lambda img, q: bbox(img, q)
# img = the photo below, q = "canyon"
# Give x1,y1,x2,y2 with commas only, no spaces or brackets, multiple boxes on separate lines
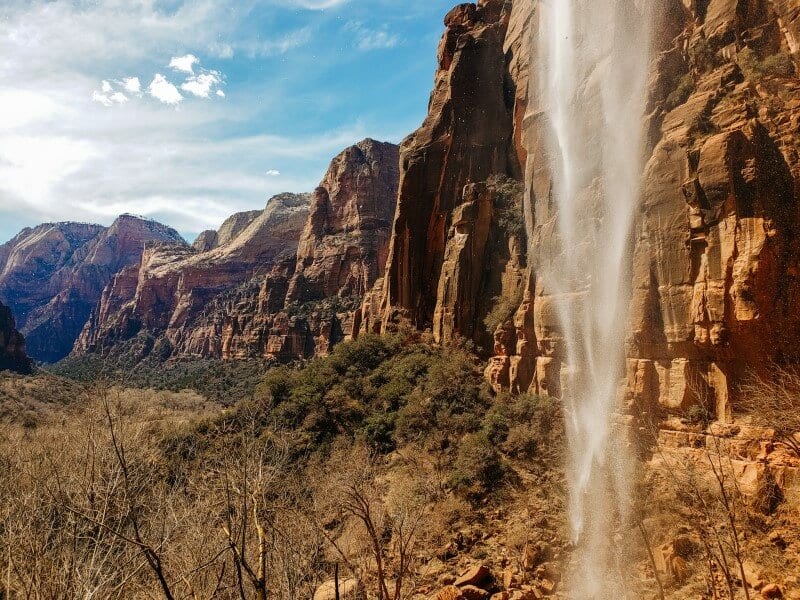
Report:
73,138,400,363
2,0,797,425
0,216,184,363
0,0,799,597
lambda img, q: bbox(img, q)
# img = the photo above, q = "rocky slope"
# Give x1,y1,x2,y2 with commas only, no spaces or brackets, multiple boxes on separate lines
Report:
75,193,311,358
364,0,800,424
0,302,32,374
74,139,400,363
0,217,185,362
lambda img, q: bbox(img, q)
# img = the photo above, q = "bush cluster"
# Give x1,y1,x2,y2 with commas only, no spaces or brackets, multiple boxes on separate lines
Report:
738,47,795,80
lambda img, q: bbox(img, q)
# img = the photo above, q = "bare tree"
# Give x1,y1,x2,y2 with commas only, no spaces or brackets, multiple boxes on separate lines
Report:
738,367,800,458
312,444,424,600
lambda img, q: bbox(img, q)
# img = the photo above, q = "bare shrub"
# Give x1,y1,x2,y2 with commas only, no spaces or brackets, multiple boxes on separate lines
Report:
738,367,800,458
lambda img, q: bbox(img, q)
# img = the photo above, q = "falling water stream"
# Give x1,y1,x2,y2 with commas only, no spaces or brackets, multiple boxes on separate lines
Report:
533,0,653,596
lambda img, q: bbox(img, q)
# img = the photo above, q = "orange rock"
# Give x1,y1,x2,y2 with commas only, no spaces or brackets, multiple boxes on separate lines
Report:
762,584,783,599
455,565,493,590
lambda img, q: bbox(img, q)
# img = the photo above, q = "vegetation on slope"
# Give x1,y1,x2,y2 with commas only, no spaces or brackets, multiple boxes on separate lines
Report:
0,333,566,600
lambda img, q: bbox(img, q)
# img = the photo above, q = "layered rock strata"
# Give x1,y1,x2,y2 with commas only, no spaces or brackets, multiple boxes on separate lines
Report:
212,139,400,360
361,0,524,356
366,0,800,423
75,193,310,358
77,137,400,363
0,217,184,362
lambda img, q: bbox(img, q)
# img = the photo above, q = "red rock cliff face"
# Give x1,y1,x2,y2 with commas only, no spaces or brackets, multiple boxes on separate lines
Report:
76,139,400,363
287,139,399,304
202,139,401,361
0,217,184,362
74,194,310,358
0,302,32,374
374,0,522,335
369,0,800,422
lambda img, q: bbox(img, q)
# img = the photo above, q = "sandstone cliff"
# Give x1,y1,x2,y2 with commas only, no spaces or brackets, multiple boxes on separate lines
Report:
75,139,400,363
365,0,800,423
0,217,185,362
0,302,32,374
75,193,311,358
213,139,401,361
373,0,522,340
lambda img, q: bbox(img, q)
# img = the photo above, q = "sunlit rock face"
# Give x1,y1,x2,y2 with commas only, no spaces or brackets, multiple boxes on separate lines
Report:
74,193,311,358
0,217,184,362
359,0,530,362
0,302,32,374
287,139,400,305
217,138,401,361
489,0,800,423
76,139,400,363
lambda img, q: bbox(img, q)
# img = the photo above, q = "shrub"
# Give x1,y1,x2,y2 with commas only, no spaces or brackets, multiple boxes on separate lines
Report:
449,432,510,499
688,37,717,72
665,73,694,111
503,424,538,459
738,47,795,80
484,286,523,334
488,175,525,240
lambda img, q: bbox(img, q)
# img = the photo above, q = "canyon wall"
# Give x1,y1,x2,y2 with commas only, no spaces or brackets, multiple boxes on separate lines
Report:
75,193,311,358
0,217,185,362
366,0,800,422
0,302,32,374
75,139,400,362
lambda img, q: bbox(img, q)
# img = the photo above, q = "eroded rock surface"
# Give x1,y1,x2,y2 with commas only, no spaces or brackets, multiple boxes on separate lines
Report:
75,194,310,358
0,217,184,362
359,0,528,362
366,0,800,423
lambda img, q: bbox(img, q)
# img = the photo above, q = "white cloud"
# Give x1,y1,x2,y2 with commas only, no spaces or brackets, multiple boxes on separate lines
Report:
92,89,128,107
169,54,199,74
122,77,141,94
101,80,113,93
148,74,183,105
266,169,280,176
181,71,222,98
345,22,401,51
216,89,226,98
239,28,312,57
0,135,97,205
209,42,234,59
293,0,350,8
0,91,60,130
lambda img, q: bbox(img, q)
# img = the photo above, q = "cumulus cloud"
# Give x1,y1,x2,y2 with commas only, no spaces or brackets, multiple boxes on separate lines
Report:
181,71,222,98
122,77,141,94
169,54,199,74
148,74,183,105
266,169,280,176
216,89,226,98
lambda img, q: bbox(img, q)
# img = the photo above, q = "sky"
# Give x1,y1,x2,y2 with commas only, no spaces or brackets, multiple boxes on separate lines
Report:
0,0,454,243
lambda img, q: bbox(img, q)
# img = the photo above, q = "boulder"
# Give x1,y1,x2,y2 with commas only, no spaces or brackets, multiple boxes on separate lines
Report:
455,565,494,589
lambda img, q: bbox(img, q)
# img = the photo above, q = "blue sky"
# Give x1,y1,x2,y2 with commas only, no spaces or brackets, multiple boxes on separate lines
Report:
0,0,454,243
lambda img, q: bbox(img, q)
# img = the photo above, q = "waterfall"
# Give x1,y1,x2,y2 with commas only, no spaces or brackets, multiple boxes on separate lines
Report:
532,0,653,596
